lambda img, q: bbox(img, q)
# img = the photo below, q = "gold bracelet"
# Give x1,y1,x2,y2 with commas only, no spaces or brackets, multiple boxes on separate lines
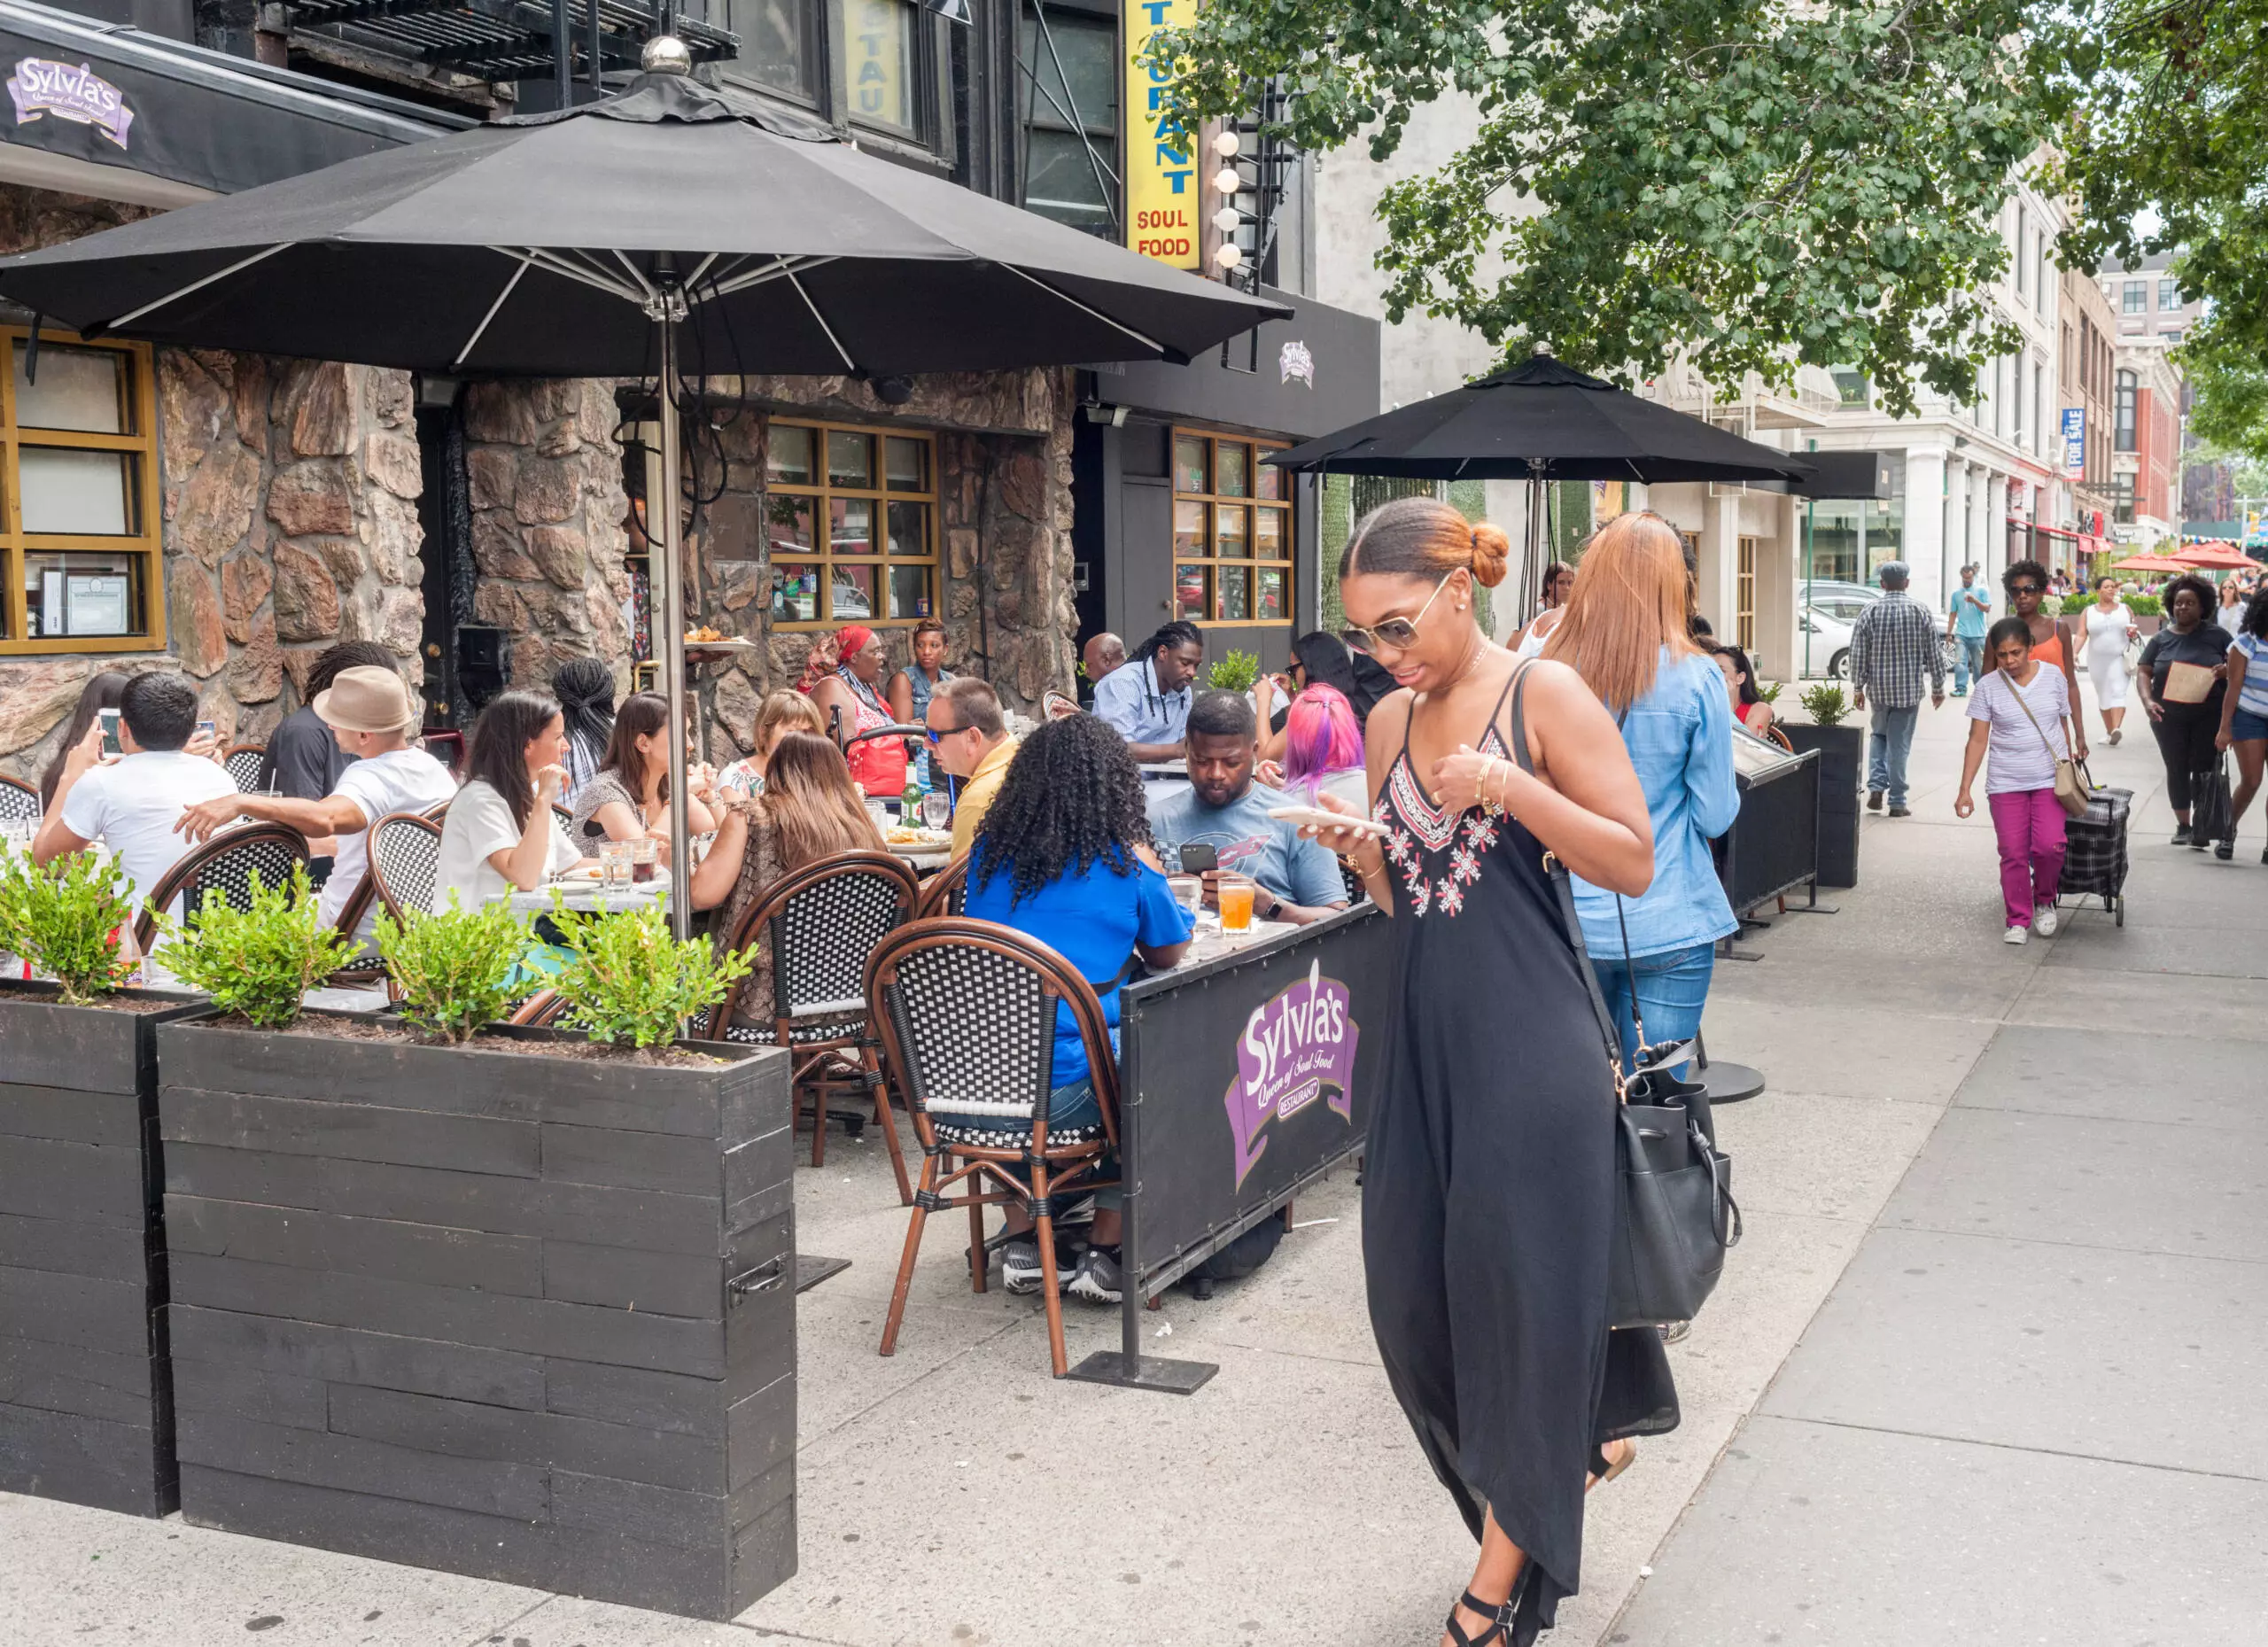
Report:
1495,758,1517,817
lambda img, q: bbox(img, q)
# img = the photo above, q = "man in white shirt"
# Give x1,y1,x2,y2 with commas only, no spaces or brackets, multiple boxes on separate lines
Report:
175,665,454,949
35,672,237,932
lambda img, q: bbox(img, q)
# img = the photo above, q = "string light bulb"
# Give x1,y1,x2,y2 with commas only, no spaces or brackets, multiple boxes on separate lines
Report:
1213,130,1241,158
1212,167,1240,196
1212,205,1240,232
1213,243,1243,270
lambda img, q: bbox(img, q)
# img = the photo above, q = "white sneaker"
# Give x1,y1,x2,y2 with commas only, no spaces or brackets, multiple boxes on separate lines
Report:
2032,903,2059,937
2003,925,2030,945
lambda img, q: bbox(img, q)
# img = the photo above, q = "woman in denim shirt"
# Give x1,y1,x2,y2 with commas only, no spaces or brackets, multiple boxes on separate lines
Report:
1545,513,1738,1072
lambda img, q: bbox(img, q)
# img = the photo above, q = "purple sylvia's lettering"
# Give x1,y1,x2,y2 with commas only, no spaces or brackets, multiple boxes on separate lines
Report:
8,59,134,150
1223,959,1357,1189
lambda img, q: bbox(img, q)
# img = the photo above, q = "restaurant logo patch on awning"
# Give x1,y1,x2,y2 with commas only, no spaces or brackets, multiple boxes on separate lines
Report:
8,58,134,150
1223,959,1357,1189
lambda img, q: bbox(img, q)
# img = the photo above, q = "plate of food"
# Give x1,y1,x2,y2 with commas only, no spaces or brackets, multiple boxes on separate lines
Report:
884,826,953,849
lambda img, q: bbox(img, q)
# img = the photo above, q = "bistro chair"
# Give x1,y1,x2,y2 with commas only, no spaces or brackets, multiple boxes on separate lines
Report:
703,849,919,1203
131,823,309,955
1041,689,1080,720
0,773,40,825
913,853,969,921
509,989,573,1028
420,797,451,822
352,812,447,999
221,744,268,794
866,918,1122,1379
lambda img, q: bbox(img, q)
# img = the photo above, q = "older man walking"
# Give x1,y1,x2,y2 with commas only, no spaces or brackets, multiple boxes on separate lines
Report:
1850,561,1946,817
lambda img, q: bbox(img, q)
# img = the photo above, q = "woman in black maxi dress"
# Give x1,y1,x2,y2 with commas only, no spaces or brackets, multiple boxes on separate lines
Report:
1308,497,1676,1647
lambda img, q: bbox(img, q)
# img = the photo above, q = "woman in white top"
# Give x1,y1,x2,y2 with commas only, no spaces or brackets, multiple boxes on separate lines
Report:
1955,618,2076,945
2078,575,2138,746
1513,560,1576,658
436,689,585,910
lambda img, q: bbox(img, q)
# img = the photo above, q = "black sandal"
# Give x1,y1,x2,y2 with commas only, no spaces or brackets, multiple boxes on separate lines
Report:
1444,1589,1511,1647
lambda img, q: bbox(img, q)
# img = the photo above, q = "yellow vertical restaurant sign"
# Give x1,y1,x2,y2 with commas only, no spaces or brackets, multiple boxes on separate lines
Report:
845,0,909,134
1124,0,1198,269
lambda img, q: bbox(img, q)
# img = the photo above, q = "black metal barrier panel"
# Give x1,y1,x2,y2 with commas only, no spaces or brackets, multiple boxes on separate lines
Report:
1067,904,1393,1393
1723,747,1823,916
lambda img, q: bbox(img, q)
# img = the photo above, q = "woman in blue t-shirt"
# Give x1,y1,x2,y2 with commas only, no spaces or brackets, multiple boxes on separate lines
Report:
2217,586,2268,861
962,713,1192,1305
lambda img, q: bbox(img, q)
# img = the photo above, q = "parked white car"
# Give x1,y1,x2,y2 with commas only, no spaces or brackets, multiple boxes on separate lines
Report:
1798,605,1854,680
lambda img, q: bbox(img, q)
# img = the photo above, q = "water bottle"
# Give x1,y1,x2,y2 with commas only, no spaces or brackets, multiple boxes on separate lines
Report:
914,746,931,790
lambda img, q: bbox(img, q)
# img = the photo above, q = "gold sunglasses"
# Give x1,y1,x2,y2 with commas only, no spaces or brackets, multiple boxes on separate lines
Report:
1340,571,1456,656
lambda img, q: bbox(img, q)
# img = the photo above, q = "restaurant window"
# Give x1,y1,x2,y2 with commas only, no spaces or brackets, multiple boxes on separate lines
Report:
1172,428,1292,625
765,419,937,627
2157,277,2179,311
718,0,821,103
2113,370,2137,453
838,0,921,137
0,330,162,656
2108,474,2134,525
1831,369,1869,407
2122,282,2144,314
1018,2,1119,238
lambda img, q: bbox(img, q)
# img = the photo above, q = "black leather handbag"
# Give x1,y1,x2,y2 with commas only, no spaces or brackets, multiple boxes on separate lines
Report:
1508,669,1741,1330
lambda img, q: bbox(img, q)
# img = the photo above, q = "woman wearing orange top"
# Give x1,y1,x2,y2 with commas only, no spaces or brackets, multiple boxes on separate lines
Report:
800,624,910,798
1998,559,2087,760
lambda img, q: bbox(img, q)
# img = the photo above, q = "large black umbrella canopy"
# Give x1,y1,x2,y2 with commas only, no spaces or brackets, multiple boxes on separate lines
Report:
1268,353,1813,484
0,68,1286,377
0,45,1289,939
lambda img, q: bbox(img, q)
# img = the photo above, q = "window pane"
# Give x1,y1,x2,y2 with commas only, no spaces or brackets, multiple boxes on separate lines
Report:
1022,130,1115,233
830,563,875,621
889,563,932,620
885,436,928,492
1219,564,1252,621
1173,435,1208,494
1255,567,1285,621
25,550,143,638
768,423,814,485
827,428,874,488
20,447,132,535
1173,499,1206,555
1216,444,1248,497
1019,7,1117,131
886,500,928,556
1254,457,1282,500
772,563,821,623
722,0,810,98
830,496,874,555
839,0,916,136
1216,503,1248,559
767,493,814,552
13,343,126,433
1255,508,1285,559
1174,563,1209,621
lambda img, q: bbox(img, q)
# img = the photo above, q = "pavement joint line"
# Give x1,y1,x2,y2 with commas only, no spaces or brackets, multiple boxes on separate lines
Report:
1759,1412,2268,1486
1945,1097,2261,1131
455,1595,555,1647
1870,1218,2268,1268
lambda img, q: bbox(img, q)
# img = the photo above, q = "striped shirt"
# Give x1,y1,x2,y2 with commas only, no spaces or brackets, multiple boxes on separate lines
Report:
1849,591,1947,708
2233,633,2268,719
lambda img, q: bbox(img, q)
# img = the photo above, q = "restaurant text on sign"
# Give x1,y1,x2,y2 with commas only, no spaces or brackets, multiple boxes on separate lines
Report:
8,58,134,149
1224,960,1357,1189
1122,0,1198,270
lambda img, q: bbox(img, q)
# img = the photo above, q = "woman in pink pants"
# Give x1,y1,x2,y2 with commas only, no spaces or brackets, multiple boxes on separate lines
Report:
1955,618,2076,945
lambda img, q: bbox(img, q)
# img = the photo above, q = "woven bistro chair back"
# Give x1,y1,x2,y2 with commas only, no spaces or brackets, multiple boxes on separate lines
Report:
866,917,1123,1376
222,745,268,794
131,823,309,952
368,812,445,923
912,852,968,921
0,773,39,824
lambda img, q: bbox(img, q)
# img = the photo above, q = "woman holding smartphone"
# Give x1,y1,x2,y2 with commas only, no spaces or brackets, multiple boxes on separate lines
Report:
1301,496,1670,1647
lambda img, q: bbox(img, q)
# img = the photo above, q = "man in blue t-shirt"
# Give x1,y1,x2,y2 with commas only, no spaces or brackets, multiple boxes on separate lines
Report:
1148,690,1349,925
1947,563,1992,696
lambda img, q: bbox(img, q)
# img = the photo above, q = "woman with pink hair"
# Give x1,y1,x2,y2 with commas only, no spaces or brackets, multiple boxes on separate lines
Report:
1279,682,1368,811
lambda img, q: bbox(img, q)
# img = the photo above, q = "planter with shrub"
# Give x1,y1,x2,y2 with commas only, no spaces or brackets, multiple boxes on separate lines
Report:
1784,684,1863,888
0,847,206,1516
152,882,797,1620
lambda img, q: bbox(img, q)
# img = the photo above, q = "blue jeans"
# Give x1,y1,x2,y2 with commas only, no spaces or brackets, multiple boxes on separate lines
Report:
1867,703,1920,805
1590,942,1715,1081
1042,1076,1120,1210
1953,634,1984,694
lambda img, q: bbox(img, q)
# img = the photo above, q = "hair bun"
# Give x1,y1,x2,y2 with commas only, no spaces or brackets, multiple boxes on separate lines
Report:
1468,521,1511,588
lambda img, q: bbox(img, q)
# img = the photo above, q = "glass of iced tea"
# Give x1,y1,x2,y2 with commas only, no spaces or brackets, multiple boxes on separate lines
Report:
1216,872,1256,935
628,835,659,884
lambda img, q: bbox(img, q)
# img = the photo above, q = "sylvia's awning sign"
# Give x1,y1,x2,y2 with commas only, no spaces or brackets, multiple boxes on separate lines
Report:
8,58,132,149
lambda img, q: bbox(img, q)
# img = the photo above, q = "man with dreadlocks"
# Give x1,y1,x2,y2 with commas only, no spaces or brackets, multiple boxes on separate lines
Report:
961,713,1193,1302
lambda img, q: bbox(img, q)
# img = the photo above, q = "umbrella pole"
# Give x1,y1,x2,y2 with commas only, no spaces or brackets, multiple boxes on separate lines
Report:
1524,462,1546,637
655,299,693,941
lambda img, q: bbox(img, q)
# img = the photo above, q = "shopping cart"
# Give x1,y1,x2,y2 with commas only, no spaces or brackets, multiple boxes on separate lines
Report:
2058,784,2132,927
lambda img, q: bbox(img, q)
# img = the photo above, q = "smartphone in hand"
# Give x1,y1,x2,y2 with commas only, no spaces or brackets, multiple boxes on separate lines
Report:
1178,843,1219,875
98,708,122,757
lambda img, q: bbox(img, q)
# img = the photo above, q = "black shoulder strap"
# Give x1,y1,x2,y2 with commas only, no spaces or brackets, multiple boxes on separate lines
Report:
1506,666,1624,1080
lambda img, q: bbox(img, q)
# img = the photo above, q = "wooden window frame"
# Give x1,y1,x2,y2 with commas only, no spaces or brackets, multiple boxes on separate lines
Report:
1170,426,1293,628
765,416,939,631
0,327,165,658
1736,534,1757,653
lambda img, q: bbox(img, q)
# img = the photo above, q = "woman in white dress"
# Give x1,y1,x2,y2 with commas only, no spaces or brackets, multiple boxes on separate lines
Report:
2078,575,2138,746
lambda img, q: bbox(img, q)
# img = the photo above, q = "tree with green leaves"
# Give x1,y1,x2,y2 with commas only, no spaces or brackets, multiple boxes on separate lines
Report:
1151,1,2044,417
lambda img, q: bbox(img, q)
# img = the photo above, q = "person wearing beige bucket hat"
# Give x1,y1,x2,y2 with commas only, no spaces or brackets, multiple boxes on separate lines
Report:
175,664,455,949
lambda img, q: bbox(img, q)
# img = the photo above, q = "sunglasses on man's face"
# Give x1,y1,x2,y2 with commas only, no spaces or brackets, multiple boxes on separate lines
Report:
1340,571,1456,656
925,722,967,744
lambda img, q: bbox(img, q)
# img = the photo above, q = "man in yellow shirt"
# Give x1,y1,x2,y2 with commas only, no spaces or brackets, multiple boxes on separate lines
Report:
928,676,1020,858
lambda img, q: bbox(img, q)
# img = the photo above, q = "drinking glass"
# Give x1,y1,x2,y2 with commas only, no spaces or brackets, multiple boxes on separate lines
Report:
628,835,659,884
598,840,631,890
1167,874,1202,917
866,798,892,835
920,789,952,831
1216,873,1256,935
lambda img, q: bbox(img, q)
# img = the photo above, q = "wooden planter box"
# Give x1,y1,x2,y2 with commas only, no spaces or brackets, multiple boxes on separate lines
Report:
0,979,207,1517
1782,722,1864,889
154,1014,796,1620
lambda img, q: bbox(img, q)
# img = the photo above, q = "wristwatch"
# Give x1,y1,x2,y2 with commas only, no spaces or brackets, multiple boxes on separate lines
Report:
1256,885,1282,921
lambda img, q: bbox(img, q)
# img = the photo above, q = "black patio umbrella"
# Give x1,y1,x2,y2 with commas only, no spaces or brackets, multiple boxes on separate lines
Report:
1268,349,1814,620
0,41,1288,934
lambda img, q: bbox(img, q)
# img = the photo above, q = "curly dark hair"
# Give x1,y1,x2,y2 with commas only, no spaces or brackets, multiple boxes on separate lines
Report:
2163,573,2218,627
968,713,1153,908
2002,559,2049,596
2241,585,2268,641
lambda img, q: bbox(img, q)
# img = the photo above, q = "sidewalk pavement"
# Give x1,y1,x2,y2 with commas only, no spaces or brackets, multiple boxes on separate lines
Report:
4,684,2263,1646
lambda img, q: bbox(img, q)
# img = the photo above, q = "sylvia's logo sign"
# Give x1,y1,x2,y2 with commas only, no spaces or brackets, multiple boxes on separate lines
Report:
1279,339,1315,388
1224,959,1357,1188
9,59,134,150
